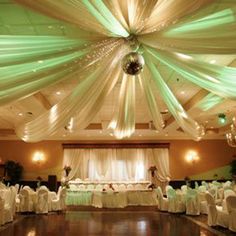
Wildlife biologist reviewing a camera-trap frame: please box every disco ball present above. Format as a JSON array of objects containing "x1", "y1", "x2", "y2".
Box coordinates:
[{"x1": 122, "y1": 52, "x2": 145, "y2": 75}]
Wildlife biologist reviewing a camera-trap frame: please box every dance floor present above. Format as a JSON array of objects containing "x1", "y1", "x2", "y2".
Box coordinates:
[{"x1": 0, "y1": 211, "x2": 235, "y2": 236}]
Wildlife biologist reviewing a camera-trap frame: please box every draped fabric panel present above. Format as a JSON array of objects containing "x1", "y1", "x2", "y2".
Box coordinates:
[
  {"x1": 2, "y1": 0, "x2": 235, "y2": 141},
  {"x1": 139, "y1": 1, "x2": 236, "y2": 53},
  {"x1": 109, "y1": 74, "x2": 136, "y2": 139},
  {"x1": 16, "y1": 40, "x2": 126, "y2": 142},
  {"x1": 62, "y1": 148, "x2": 170, "y2": 182},
  {"x1": 144, "y1": 54, "x2": 205, "y2": 141},
  {"x1": 15, "y1": 0, "x2": 129, "y2": 37},
  {"x1": 140, "y1": 0, "x2": 214, "y2": 34},
  {"x1": 138, "y1": 70, "x2": 165, "y2": 131},
  {"x1": 145, "y1": 46, "x2": 236, "y2": 100}
]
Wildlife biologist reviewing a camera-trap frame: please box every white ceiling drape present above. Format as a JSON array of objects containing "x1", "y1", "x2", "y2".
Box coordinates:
[{"x1": 0, "y1": 0, "x2": 234, "y2": 141}]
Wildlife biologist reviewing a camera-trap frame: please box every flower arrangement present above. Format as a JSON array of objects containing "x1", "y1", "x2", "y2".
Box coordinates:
[
  {"x1": 148, "y1": 165, "x2": 157, "y2": 177},
  {"x1": 63, "y1": 165, "x2": 72, "y2": 177},
  {"x1": 36, "y1": 176, "x2": 42, "y2": 188}
]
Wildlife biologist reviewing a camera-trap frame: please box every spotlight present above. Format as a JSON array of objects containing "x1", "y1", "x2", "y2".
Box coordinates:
[{"x1": 218, "y1": 113, "x2": 226, "y2": 124}]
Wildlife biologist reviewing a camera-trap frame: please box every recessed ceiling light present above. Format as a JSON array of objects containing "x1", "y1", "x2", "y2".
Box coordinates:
[
  {"x1": 205, "y1": 121, "x2": 209, "y2": 123},
  {"x1": 37, "y1": 60, "x2": 44, "y2": 64},
  {"x1": 180, "y1": 91, "x2": 185, "y2": 95},
  {"x1": 210, "y1": 59, "x2": 216, "y2": 64},
  {"x1": 56, "y1": 91, "x2": 61, "y2": 95},
  {"x1": 18, "y1": 113, "x2": 23, "y2": 116}
]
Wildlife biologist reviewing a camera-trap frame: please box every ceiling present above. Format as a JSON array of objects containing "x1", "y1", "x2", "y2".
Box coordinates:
[{"x1": 0, "y1": 0, "x2": 236, "y2": 141}]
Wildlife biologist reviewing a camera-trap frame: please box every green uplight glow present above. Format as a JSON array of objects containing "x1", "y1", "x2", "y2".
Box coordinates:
[{"x1": 218, "y1": 113, "x2": 227, "y2": 124}]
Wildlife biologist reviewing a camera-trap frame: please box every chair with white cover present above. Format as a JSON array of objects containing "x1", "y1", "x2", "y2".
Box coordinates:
[
  {"x1": 156, "y1": 187, "x2": 168, "y2": 211},
  {"x1": 38, "y1": 185, "x2": 48, "y2": 191},
  {"x1": 226, "y1": 195, "x2": 236, "y2": 232},
  {"x1": 69, "y1": 184, "x2": 78, "y2": 191},
  {"x1": 205, "y1": 192, "x2": 229, "y2": 228},
  {"x1": 223, "y1": 181, "x2": 232, "y2": 189},
  {"x1": 167, "y1": 188, "x2": 185, "y2": 213},
  {"x1": 35, "y1": 189, "x2": 48, "y2": 214},
  {"x1": 18, "y1": 189, "x2": 34, "y2": 212},
  {"x1": 222, "y1": 189, "x2": 236, "y2": 211},
  {"x1": 135, "y1": 184, "x2": 143, "y2": 190},
  {"x1": 127, "y1": 184, "x2": 134, "y2": 190},
  {"x1": 0, "y1": 190, "x2": 11, "y2": 224},
  {"x1": 0, "y1": 182, "x2": 6, "y2": 189},
  {"x1": 95, "y1": 184, "x2": 103, "y2": 191},
  {"x1": 87, "y1": 184, "x2": 95, "y2": 191},
  {"x1": 118, "y1": 184, "x2": 126, "y2": 191},
  {"x1": 51, "y1": 187, "x2": 67, "y2": 211},
  {"x1": 9, "y1": 186, "x2": 17, "y2": 218},
  {"x1": 181, "y1": 185, "x2": 188, "y2": 194},
  {"x1": 0, "y1": 197, "x2": 5, "y2": 225},
  {"x1": 78, "y1": 184, "x2": 86, "y2": 190},
  {"x1": 185, "y1": 189, "x2": 200, "y2": 215}
]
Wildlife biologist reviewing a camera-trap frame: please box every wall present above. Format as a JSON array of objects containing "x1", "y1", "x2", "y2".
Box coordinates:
[
  {"x1": 169, "y1": 140, "x2": 235, "y2": 180},
  {"x1": 0, "y1": 139, "x2": 235, "y2": 181}
]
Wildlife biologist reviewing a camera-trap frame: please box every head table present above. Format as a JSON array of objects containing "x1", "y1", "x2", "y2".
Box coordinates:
[{"x1": 66, "y1": 189, "x2": 158, "y2": 208}]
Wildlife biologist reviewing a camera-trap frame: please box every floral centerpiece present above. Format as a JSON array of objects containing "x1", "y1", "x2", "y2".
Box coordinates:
[
  {"x1": 63, "y1": 165, "x2": 71, "y2": 177},
  {"x1": 148, "y1": 165, "x2": 157, "y2": 177}
]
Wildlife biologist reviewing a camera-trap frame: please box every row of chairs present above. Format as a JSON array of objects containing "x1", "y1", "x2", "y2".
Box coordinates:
[
  {"x1": 16, "y1": 186, "x2": 67, "y2": 214},
  {"x1": 156, "y1": 185, "x2": 236, "y2": 232}
]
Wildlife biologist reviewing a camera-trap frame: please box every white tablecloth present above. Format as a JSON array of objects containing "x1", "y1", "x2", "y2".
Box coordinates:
[{"x1": 66, "y1": 189, "x2": 158, "y2": 208}]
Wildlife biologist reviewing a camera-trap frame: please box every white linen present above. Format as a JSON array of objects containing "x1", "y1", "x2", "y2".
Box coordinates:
[
  {"x1": 226, "y1": 196, "x2": 236, "y2": 232},
  {"x1": 156, "y1": 187, "x2": 168, "y2": 211},
  {"x1": 35, "y1": 189, "x2": 48, "y2": 214},
  {"x1": 205, "y1": 192, "x2": 229, "y2": 228},
  {"x1": 185, "y1": 189, "x2": 200, "y2": 215},
  {"x1": 63, "y1": 148, "x2": 170, "y2": 183}
]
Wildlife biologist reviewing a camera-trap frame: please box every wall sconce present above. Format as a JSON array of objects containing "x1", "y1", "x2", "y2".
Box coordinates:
[
  {"x1": 32, "y1": 151, "x2": 45, "y2": 164},
  {"x1": 185, "y1": 150, "x2": 199, "y2": 163}
]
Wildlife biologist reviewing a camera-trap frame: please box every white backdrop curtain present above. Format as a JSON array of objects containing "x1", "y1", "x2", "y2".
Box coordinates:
[{"x1": 62, "y1": 148, "x2": 170, "y2": 183}]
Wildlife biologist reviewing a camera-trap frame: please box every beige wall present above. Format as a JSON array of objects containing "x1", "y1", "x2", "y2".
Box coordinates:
[{"x1": 0, "y1": 140, "x2": 235, "y2": 181}]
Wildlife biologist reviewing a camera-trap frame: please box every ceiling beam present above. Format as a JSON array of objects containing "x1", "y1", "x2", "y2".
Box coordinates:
[
  {"x1": 0, "y1": 129, "x2": 16, "y2": 136},
  {"x1": 33, "y1": 92, "x2": 52, "y2": 110},
  {"x1": 165, "y1": 89, "x2": 209, "y2": 127},
  {"x1": 165, "y1": 59, "x2": 236, "y2": 130},
  {"x1": 85, "y1": 123, "x2": 150, "y2": 130}
]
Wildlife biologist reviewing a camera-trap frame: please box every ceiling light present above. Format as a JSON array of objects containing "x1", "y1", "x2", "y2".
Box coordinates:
[
  {"x1": 176, "y1": 53, "x2": 192, "y2": 60},
  {"x1": 56, "y1": 91, "x2": 61, "y2": 95},
  {"x1": 37, "y1": 60, "x2": 44, "y2": 64},
  {"x1": 226, "y1": 119, "x2": 236, "y2": 147},
  {"x1": 18, "y1": 112, "x2": 23, "y2": 116},
  {"x1": 210, "y1": 59, "x2": 216, "y2": 64},
  {"x1": 180, "y1": 91, "x2": 185, "y2": 95}
]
